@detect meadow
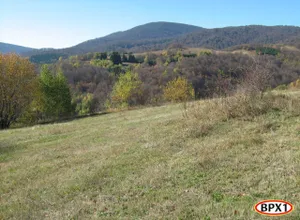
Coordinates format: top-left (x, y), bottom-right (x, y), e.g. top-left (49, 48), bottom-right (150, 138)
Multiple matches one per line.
top-left (1, 90), bottom-right (300, 219)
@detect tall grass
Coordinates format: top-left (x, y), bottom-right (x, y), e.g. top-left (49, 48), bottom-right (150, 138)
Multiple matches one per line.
top-left (185, 91), bottom-right (300, 122)
top-left (182, 91), bottom-right (300, 139)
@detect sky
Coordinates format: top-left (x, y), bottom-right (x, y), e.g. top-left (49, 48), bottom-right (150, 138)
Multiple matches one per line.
top-left (1, 0), bottom-right (300, 49)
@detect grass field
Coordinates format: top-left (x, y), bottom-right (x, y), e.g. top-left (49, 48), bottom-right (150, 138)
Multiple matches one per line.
top-left (1, 92), bottom-right (300, 219)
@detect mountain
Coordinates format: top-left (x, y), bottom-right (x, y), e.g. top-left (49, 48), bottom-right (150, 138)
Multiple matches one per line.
top-left (23, 22), bottom-right (203, 56)
top-left (73, 22), bottom-right (203, 52)
top-left (0, 42), bottom-right (34, 54)
top-left (23, 22), bottom-right (300, 62)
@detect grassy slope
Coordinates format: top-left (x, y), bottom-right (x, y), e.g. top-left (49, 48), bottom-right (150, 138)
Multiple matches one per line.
top-left (1, 95), bottom-right (300, 219)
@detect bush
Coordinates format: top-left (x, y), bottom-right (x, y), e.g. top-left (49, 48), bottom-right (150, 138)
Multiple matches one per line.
top-left (218, 93), bottom-right (272, 119)
top-left (183, 53), bottom-right (197, 58)
top-left (198, 50), bottom-right (212, 56)
top-left (163, 77), bottom-right (195, 102)
top-left (256, 47), bottom-right (280, 56)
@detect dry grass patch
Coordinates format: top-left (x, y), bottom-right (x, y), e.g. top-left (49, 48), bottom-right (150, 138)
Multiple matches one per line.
top-left (185, 91), bottom-right (300, 123)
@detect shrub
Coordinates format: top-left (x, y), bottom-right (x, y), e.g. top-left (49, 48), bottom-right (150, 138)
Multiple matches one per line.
top-left (198, 50), bottom-right (212, 56)
top-left (256, 47), bottom-right (280, 56)
top-left (163, 77), bottom-right (195, 102)
top-left (183, 53), bottom-right (197, 58)
top-left (275, 84), bottom-right (288, 90)
top-left (218, 93), bottom-right (272, 119)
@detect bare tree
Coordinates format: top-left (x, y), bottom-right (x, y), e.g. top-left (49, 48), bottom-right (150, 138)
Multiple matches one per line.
top-left (238, 55), bottom-right (275, 94)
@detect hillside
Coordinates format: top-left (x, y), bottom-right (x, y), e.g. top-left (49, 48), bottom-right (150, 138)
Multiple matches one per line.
top-left (0, 42), bottom-right (34, 54)
top-left (1, 90), bottom-right (300, 219)
top-left (23, 22), bottom-right (300, 59)
top-left (176, 25), bottom-right (300, 49)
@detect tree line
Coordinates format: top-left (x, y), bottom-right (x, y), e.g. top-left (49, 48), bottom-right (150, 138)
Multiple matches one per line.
top-left (1, 45), bottom-right (300, 129)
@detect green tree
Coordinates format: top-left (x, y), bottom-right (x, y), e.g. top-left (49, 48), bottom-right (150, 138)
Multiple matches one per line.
top-left (110, 52), bottom-right (122, 65)
top-left (109, 64), bottom-right (123, 76)
top-left (94, 52), bottom-right (101, 59)
top-left (39, 65), bottom-right (74, 118)
top-left (94, 52), bottom-right (108, 60)
top-left (100, 52), bottom-right (107, 60)
top-left (128, 53), bottom-right (136, 63)
top-left (0, 54), bottom-right (37, 129)
top-left (122, 54), bottom-right (128, 62)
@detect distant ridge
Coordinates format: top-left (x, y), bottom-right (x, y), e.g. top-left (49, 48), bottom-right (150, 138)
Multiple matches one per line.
top-left (13, 22), bottom-right (300, 57)
top-left (0, 42), bottom-right (34, 54)
top-left (176, 25), bottom-right (300, 49)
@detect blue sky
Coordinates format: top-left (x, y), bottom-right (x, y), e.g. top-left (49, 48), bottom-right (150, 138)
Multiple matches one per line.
top-left (1, 0), bottom-right (299, 49)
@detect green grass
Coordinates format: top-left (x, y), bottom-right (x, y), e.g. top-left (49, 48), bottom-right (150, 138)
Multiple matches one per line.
top-left (1, 93), bottom-right (300, 219)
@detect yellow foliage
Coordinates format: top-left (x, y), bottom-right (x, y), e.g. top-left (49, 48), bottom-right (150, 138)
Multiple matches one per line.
top-left (289, 79), bottom-right (300, 89)
top-left (110, 71), bottom-right (142, 108)
top-left (163, 77), bottom-right (195, 102)
top-left (0, 53), bottom-right (37, 128)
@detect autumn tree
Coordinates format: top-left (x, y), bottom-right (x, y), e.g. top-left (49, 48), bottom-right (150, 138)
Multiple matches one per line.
top-left (0, 54), bottom-right (37, 129)
top-left (163, 77), bottom-right (195, 102)
top-left (110, 71), bottom-right (142, 108)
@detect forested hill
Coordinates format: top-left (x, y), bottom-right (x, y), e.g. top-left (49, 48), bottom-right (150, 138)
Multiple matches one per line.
top-left (78, 22), bottom-right (203, 49)
top-left (0, 42), bottom-right (34, 54)
top-left (72, 24), bottom-right (300, 52)
top-left (23, 22), bottom-right (300, 58)
top-left (176, 25), bottom-right (300, 49)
